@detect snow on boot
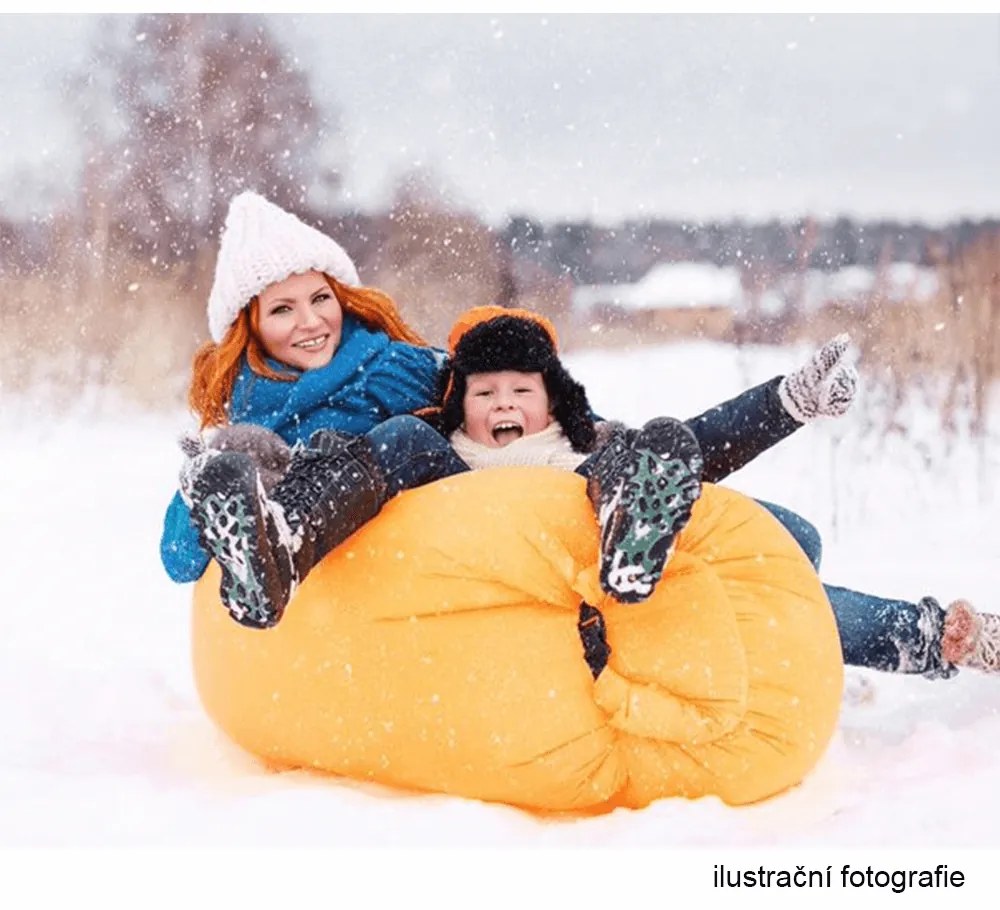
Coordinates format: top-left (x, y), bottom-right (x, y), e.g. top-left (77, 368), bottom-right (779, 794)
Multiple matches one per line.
top-left (188, 436), bottom-right (388, 629)
top-left (587, 417), bottom-right (704, 604)
top-left (942, 600), bottom-right (1000, 674)
top-left (187, 450), bottom-right (298, 629)
top-left (179, 424), bottom-right (292, 503)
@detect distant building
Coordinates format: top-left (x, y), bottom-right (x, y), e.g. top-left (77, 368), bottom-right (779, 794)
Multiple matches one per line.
top-left (781, 263), bottom-right (941, 314)
top-left (571, 260), bottom-right (941, 343)
top-left (573, 261), bottom-right (745, 339)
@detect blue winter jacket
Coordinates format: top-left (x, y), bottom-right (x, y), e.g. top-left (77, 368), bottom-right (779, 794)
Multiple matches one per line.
top-left (160, 314), bottom-right (444, 583)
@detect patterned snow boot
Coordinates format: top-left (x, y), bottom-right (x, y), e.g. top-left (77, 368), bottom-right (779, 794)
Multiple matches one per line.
top-left (942, 600), bottom-right (1000, 675)
top-left (185, 433), bottom-right (387, 629)
top-left (586, 417), bottom-right (704, 604)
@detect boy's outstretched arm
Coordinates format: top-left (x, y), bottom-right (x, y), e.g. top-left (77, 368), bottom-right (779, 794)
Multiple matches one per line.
top-left (685, 335), bottom-right (858, 483)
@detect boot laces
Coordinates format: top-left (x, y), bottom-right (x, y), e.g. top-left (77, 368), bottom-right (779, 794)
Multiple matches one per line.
top-left (272, 443), bottom-right (374, 528)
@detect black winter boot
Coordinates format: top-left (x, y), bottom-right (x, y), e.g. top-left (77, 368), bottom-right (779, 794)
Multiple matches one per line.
top-left (586, 417), bottom-right (703, 604)
top-left (187, 435), bottom-right (387, 629)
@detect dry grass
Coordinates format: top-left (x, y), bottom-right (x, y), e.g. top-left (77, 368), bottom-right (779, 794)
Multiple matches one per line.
top-left (787, 233), bottom-right (1000, 437)
top-left (0, 254), bottom-right (210, 411)
top-left (4, 232), bottom-right (997, 443)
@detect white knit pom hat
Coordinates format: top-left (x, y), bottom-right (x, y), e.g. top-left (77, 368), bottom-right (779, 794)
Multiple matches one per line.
top-left (206, 191), bottom-right (361, 342)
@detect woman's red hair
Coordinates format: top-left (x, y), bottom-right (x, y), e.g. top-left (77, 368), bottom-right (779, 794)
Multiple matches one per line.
top-left (188, 275), bottom-right (428, 429)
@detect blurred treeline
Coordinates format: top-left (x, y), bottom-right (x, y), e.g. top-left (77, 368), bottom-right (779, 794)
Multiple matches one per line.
top-left (0, 13), bottom-right (997, 438)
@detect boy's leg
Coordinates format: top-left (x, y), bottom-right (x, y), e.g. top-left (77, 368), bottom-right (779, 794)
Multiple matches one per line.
top-left (753, 501), bottom-right (1000, 678)
top-left (752, 500), bottom-right (954, 677)
top-left (586, 417), bottom-right (703, 604)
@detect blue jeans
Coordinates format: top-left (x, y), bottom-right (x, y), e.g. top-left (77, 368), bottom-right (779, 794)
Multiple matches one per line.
top-left (757, 501), bottom-right (953, 678)
top-left (366, 416), bottom-right (470, 496)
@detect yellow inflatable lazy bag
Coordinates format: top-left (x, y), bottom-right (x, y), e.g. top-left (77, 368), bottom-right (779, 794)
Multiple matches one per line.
top-left (192, 467), bottom-right (843, 812)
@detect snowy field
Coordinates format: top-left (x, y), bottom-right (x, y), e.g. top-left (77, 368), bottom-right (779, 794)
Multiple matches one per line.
top-left (1, 340), bottom-right (998, 903)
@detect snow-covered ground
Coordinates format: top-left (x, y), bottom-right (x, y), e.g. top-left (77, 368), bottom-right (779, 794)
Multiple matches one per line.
top-left (1, 341), bottom-right (998, 902)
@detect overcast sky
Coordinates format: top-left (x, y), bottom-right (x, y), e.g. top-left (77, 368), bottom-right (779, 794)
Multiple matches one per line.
top-left (2, 13), bottom-right (999, 224)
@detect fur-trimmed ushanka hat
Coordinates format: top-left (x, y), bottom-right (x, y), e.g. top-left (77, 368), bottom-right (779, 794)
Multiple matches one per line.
top-left (206, 191), bottom-right (360, 343)
top-left (435, 306), bottom-right (597, 452)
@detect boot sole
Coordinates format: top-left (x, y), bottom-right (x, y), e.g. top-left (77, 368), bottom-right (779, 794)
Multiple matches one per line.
top-left (190, 453), bottom-right (286, 629)
top-left (598, 421), bottom-right (702, 603)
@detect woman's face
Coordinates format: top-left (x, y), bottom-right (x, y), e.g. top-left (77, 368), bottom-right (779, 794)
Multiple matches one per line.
top-left (256, 270), bottom-right (343, 370)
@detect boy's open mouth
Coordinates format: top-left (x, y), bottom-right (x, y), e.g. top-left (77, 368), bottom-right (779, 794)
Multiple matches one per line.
top-left (491, 421), bottom-right (524, 446)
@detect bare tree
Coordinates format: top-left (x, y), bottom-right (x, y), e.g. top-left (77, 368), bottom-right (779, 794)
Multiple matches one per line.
top-left (362, 168), bottom-right (507, 345)
top-left (72, 13), bottom-right (337, 265)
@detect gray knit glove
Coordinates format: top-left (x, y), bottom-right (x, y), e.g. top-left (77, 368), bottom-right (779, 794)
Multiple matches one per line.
top-left (777, 334), bottom-right (858, 423)
top-left (177, 431), bottom-right (212, 508)
top-left (177, 424), bottom-right (292, 507)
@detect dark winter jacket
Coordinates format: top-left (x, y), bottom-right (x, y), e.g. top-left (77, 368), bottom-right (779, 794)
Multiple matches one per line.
top-left (159, 314), bottom-right (443, 583)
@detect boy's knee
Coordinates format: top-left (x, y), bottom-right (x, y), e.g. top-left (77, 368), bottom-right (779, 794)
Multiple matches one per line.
top-left (378, 415), bottom-right (423, 432)
top-left (370, 414), bottom-right (422, 442)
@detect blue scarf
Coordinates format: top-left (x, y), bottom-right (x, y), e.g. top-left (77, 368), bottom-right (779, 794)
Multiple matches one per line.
top-left (227, 314), bottom-right (442, 444)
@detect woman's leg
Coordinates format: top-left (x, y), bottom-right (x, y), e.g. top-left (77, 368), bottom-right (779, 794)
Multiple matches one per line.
top-left (185, 435), bottom-right (386, 629)
top-left (365, 416), bottom-right (470, 496)
top-left (755, 499), bottom-right (822, 570)
top-left (184, 418), bottom-right (467, 629)
top-left (825, 587), bottom-right (956, 678)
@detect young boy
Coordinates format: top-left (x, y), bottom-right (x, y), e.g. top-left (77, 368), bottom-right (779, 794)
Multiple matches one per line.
top-left (417, 305), bottom-right (706, 604)
top-left (182, 306), bottom-right (705, 628)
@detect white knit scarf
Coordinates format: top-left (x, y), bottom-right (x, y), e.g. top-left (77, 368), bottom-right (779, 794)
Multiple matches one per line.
top-left (449, 421), bottom-right (589, 471)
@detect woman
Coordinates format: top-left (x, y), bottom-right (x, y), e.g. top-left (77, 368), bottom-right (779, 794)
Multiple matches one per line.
top-left (160, 193), bottom-right (441, 584)
top-left (162, 191), bottom-right (997, 678)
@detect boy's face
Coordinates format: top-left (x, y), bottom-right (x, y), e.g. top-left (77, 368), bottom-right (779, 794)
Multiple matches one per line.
top-left (462, 370), bottom-right (553, 448)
